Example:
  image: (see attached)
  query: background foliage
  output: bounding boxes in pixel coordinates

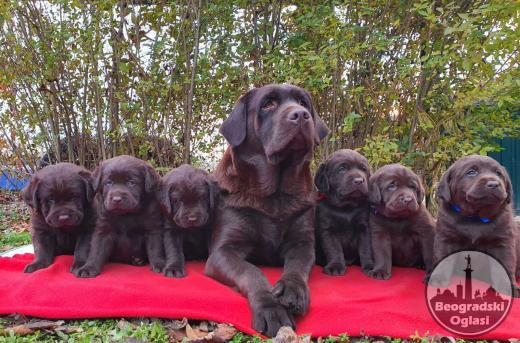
[0,0,519,209]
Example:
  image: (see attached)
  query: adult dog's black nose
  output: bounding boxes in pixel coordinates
[486,180,499,189]
[288,109,310,122]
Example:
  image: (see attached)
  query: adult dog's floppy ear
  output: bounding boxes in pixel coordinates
[436,167,452,203]
[78,170,95,203]
[220,89,255,147]
[304,90,329,143]
[206,179,220,210]
[144,164,161,194]
[23,176,40,212]
[368,175,382,204]
[314,163,329,193]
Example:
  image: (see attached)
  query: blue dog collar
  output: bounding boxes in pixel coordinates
[450,204,491,223]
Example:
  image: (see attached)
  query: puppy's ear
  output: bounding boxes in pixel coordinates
[220,89,254,147]
[23,176,40,212]
[368,176,382,204]
[144,164,161,194]
[157,179,172,216]
[206,179,220,210]
[416,176,426,205]
[436,167,452,203]
[91,164,103,194]
[314,163,329,193]
[501,166,513,204]
[78,170,95,203]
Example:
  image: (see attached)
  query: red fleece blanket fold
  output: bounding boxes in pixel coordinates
[0,254,518,339]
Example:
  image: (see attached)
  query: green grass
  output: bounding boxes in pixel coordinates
[0,231,31,253]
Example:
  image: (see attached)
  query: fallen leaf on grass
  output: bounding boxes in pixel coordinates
[4,320,64,336]
[168,323,237,342]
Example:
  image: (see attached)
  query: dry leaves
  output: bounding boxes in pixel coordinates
[3,319,83,336]
[167,318,237,343]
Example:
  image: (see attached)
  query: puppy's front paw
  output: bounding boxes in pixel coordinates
[252,292,295,338]
[367,269,391,280]
[24,261,51,273]
[164,264,186,278]
[272,274,309,315]
[323,262,346,276]
[70,260,86,274]
[150,260,165,274]
[75,265,101,278]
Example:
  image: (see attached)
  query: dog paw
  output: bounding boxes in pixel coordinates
[272,274,309,315]
[367,269,391,280]
[150,261,165,274]
[74,265,101,278]
[70,260,86,274]
[323,262,346,276]
[23,261,50,273]
[252,292,295,338]
[164,265,186,278]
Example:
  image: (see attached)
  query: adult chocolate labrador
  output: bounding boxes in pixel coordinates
[205,84,329,337]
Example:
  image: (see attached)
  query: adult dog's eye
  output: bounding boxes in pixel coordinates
[409,184,417,190]
[466,169,478,177]
[361,166,368,172]
[127,180,136,187]
[496,170,502,177]
[387,183,397,191]
[262,99,277,110]
[299,98,308,108]
[338,166,347,174]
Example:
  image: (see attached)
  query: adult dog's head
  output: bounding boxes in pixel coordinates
[24,163,94,229]
[92,155,160,214]
[221,84,329,166]
[369,164,425,219]
[315,149,370,207]
[158,164,218,229]
[437,155,512,218]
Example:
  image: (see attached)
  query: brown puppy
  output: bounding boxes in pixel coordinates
[433,155,519,293]
[205,84,329,337]
[74,155,164,278]
[158,164,218,278]
[367,164,435,280]
[315,149,372,275]
[23,163,95,273]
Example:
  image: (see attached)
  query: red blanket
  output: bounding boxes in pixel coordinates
[0,254,518,339]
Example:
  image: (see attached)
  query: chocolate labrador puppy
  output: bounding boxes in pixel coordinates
[158,164,218,278]
[205,84,329,337]
[314,149,373,275]
[367,164,435,280]
[23,163,95,273]
[74,155,164,278]
[433,155,519,293]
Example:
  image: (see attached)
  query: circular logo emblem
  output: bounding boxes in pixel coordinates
[426,250,513,336]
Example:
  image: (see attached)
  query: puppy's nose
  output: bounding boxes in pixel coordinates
[352,177,364,185]
[400,196,413,204]
[187,216,198,223]
[58,214,70,223]
[112,196,122,203]
[486,180,499,189]
[288,109,310,122]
